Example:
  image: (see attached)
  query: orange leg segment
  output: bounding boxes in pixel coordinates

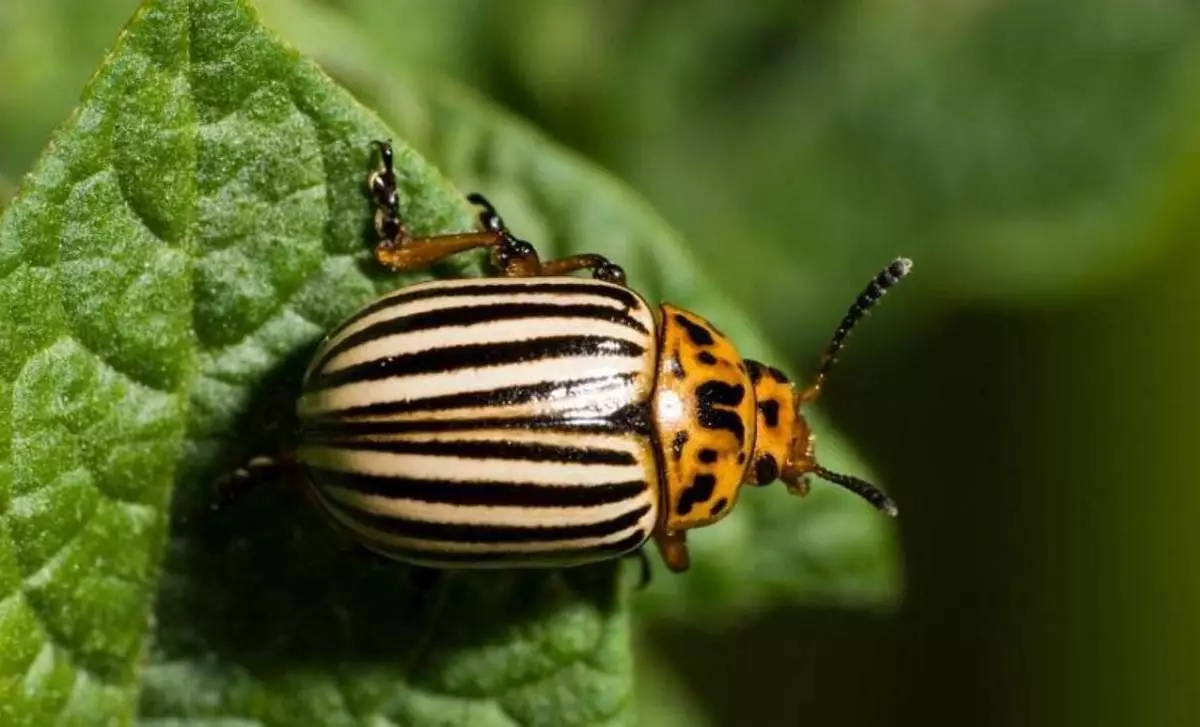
[652,526,691,573]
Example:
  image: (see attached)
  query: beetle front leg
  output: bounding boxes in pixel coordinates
[652,526,691,573]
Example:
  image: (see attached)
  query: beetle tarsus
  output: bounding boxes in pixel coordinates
[594,261,627,286]
[537,253,628,286]
[369,139,407,245]
[213,455,288,512]
[467,193,506,232]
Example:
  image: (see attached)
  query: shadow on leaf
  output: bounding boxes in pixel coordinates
[151,347,627,682]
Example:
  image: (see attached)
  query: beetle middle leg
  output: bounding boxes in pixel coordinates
[212,454,295,512]
[368,141,626,284]
[625,548,653,590]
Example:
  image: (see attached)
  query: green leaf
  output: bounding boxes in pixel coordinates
[0,0,898,724]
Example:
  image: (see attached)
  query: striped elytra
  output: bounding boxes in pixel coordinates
[297,277,662,568]
[289,140,909,573]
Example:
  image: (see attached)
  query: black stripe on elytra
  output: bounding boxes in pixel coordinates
[673,313,715,346]
[328,499,652,543]
[695,380,746,445]
[303,411,642,438]
[307,373,638,420]
[308,467,647,507]
[356,528,647,564]
[331,280,643,336]
[305,437,636,465]
[305,335,644,393]
[677,473,717,515]
[313,302,650,376]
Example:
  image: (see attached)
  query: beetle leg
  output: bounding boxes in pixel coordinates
[538,254,628,286]
[466,192,627,282]
[369,140,508,271]
[652,527,691,573]
[626,548,653,589]
[368,144,543,276]
[212,454,295,512]
[367,139,407,244]
[368,145,624,282]
[374,230,502,271]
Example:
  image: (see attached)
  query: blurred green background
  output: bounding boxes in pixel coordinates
[4,1,1200,724]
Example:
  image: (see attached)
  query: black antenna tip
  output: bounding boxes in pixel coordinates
[887,257,912,279]
[806,257,915,397]
[812,465,898,517]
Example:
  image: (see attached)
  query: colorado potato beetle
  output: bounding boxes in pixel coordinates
[294,141,910,573]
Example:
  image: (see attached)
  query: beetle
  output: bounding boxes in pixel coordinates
[294,140,910,573]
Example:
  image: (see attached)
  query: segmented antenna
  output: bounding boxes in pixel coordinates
[811,465,899,517]
[806,257,912,400]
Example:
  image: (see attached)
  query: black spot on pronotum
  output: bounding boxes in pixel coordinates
[737,452,746,464]
[746,361,765,383]
[766,366,789,383]
[674,313,715,346]
[672,430,689,460]
[754,454,780,485]
[696,380,746,444]
[669,349,685,378]
[758,399,780,428]
[678,474,717,515]
[709,497,729,517]
[697,351,718,365]
[698,448,718,464]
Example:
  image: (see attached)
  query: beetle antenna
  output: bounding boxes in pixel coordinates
[803,257,912,402]
[811,465,899,517]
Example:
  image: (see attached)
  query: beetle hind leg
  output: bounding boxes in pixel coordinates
[367,144,533,275]
[212,454,296,512]
[368,141,626,284]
